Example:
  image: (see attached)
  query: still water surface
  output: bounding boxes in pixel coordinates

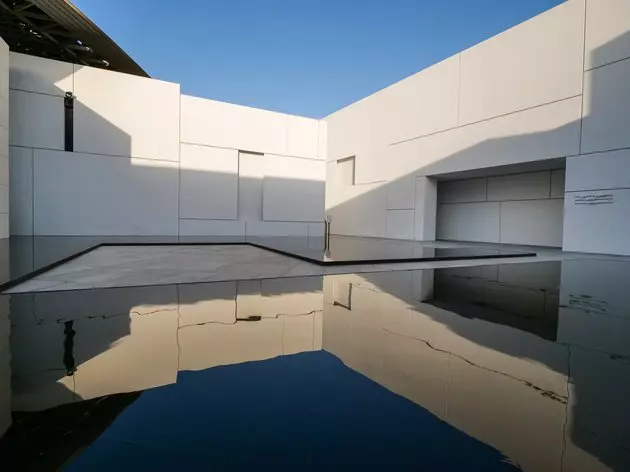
[0,259,628,471]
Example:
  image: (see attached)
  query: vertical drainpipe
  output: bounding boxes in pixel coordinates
[64,91,74,152]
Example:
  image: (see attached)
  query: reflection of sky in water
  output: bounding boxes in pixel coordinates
[67,352,519,471]
[1,258,629,471]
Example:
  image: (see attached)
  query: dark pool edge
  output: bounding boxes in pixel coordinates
[0,241,536,293]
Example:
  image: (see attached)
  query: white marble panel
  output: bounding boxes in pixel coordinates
[437,202,500,242]
[287,115,319,160]
[0,155,7,187]
[179,219,245,236]
[0,38,7,100]
[459,0,584,124]
[550,169,566,198]
[0,124,7,158]
[328,183,387,237]
[414,176,437,240]
[0,184,7,214]
[179,144,238,220]
[584,0,630,69]
[386,174,415,210]
[500,199,564,247]
[354,146,386,185]
[9,52,73,95]
[487,171,551,201]
[33,150,179,235]
[9,90,64,149]
[238,151,263,221]
[439,178,486,203]
[246,221,308,237]
[74,65,180,161]
[324,90,388,163]
[0,213,7,239]
[563,188,630,255]
[307,222,325,238]
[325,161,337,210]
[566,149,630,191]
[386,209,414,240]
[317,120,327,160]
[390,96,582,178]
[582,57,630,154]
[263,154,325,222]
[382,55,460,143]
[0,94,7,131]
[8,151,30,236]
[181,94,287,155]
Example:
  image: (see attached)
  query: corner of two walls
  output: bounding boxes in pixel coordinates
[7,53,326,237]
[324,0,630,255]
[178,95,325,237]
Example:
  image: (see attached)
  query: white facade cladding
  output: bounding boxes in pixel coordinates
[3,0,630,254]
[325,0,630,256]
[8,54,325,237]
[437,170,566,247]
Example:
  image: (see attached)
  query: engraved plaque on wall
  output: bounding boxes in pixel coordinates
[574,193,614,205]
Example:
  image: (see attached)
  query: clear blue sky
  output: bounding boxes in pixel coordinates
[73,0,563,118]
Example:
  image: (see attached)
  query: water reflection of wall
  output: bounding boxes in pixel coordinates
[323,260,630,472]
[557,259,630,472]
[431,262,560,340]
[7,276,323,412]
[5,260,630,470]
[323,271,566,472]
[0,296,10,437]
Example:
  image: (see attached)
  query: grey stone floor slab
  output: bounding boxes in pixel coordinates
[6,242,628,294]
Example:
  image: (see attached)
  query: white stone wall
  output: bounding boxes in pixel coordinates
[9,53,182,236]
[437,170,565,246]
[5,0,630,252]
[325,0,585,241]
[563,0,630,255]
[8,54,325,237]
[10,278,322,409]
[324,263,629,472]
[324,0,630,255]
[179,94,325,237]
